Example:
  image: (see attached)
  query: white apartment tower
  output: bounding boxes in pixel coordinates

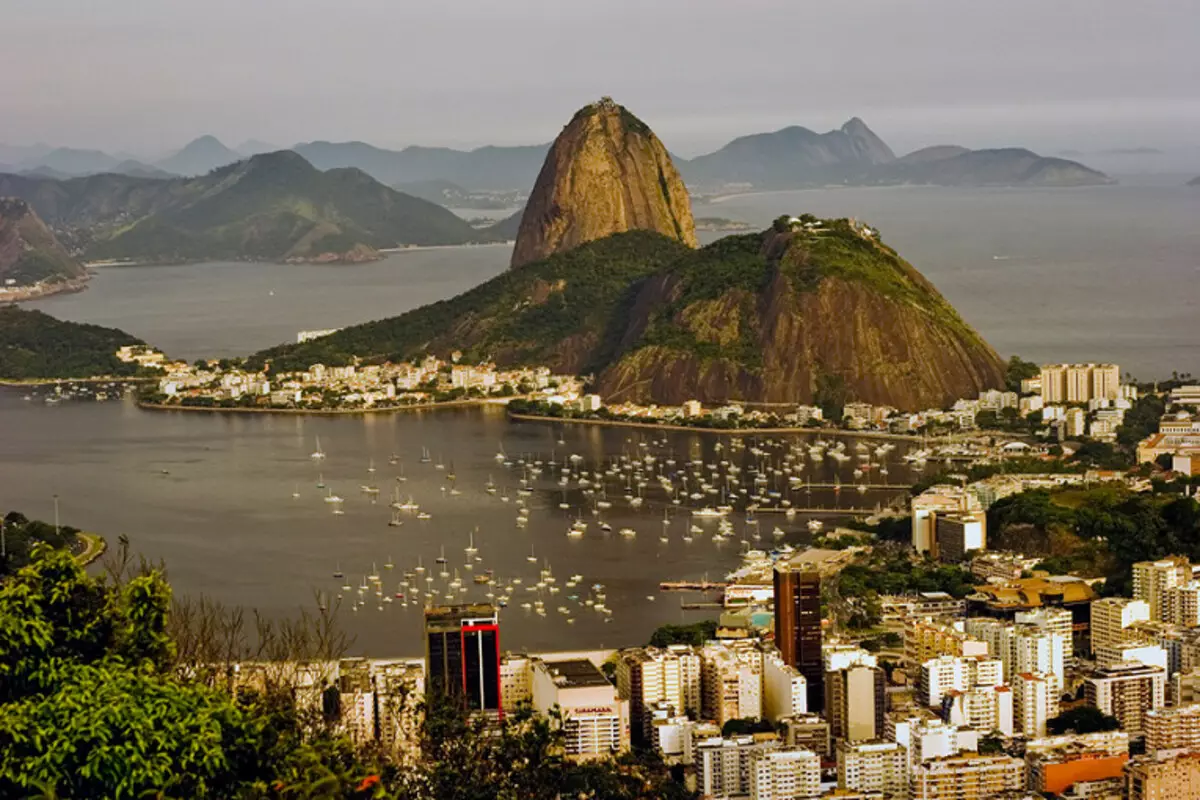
[1133,557,1192,621]
[749,749,821,800]
[1013,672,1059,738]
[837,740,910,800]
[1091,597,1152,653]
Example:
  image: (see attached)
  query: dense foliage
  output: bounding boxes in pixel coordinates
[251,231,692,373]
[0,510,79,576]
[1003,355,1040,393]
[988,485,1200,593]
[1046,706,1120,735]
[829,550,977,629]
[0,546,691,799]
[0,306,149,379]
[648,620,718,648]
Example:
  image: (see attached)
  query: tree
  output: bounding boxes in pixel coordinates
[648,620,717,647]
[1046,706,1120,735]
[1004,355,1039,393]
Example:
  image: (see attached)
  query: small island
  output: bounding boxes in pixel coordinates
[693,216,754,232]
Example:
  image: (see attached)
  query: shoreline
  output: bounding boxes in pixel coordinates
[506,412,924,441]
[2,276,91,304]
[0,376,154,387]
[137,397,509,416]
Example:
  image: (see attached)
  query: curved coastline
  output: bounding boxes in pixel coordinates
[75,532,107,567]
[505,411,925,441]
[137,397,505,416]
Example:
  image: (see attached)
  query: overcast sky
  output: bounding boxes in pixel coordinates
[4,0,1197,158]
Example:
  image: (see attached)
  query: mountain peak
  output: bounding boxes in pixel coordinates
[156,136,241,176]
[510,99,696,268]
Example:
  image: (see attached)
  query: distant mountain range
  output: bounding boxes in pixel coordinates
[0,151,508,263]
[1,119,1113,190]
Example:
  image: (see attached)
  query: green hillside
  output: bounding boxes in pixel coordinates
[0,306,148,379]
[250,230,691,373]
[2,152,497,264]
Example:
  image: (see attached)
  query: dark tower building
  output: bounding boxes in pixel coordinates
[774,565,824,712]
[424,603,502,716]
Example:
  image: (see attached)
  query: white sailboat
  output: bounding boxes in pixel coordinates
[310,436,326,461]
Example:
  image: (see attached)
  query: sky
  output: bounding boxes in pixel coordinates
[3,0,1198,160]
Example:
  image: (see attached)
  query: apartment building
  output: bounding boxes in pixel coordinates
[1083,662,1167,736]
[910,754,1024,800]
[837,740,909,800]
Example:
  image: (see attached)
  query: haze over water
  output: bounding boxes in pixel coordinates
[7,180,1198,655]
[39,180,1200,379]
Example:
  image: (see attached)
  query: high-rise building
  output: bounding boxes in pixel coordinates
[967,576,1096,658]
[424,603,502,715]
[889,718,978,769]
[1016,607,1077,663]
[1144,703,1200,754]
[1013,672,1059,738]
[911,754,1024,800]
[1083,662,1167,736]
[780,713,831,759]
[825,664,886,742]
[942,684,1014,737]
[1025,732,1130,797]
[905,619,989,665]
[697,735,781,799]
[823,644,879,672]
[919,654,1003,708]
[774,566,823,712]
[1164,580,1200,627]
[1133,557,1192,621]
[615,644,702,745]
[530,658,629,760]
[1041,364,1068,404]
[934,511,987,562]
[912,486,982,555]
[1041,363,1120,404]
[836,740,908,799]
[1092,598,1152,653]
[337,657,377,747]
[762,649,808,722]
[749,748,821,800]
[701,642,763,727]
[1125,750,1200,800]
[374,660,426,764]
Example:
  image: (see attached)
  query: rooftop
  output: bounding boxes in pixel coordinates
[538,658,612,689]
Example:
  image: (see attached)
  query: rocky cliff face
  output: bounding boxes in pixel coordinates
[0,197,86,285]
[510,98,696,268]
[594,221,1005,411]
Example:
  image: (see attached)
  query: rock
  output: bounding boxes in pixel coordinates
[510,97,696,268]
[0,197,87,289]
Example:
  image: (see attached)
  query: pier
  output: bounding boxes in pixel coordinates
[660,580,728,592]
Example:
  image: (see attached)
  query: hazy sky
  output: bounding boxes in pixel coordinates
[4,0,1197,158]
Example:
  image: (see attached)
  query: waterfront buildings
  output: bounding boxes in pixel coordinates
[424,603,502,715]
[774,566,823,712]
[531,658,629,760]
[1083,662,1167,736]
[1040,363,1120,404]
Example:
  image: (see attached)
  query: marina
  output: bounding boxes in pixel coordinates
[0,390,928,655]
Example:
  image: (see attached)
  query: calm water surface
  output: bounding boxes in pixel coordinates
[0,392,916,655]
[7,181,1198,653]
